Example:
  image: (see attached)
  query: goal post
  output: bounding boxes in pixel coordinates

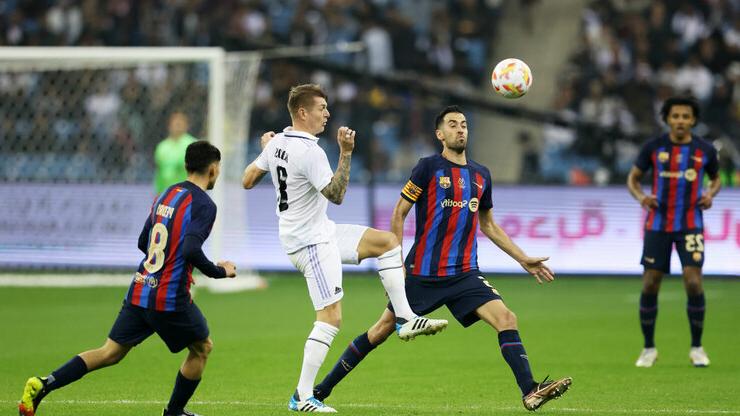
[0,47,257,279]
[0,43,364,284]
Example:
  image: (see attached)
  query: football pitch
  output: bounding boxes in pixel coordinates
[2,274,739,416]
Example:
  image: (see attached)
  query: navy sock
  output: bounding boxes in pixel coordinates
[687,293,705,347]
[314,332,376,400]
[639,293,658,348]
[498,330,535,396]
[166,371,201,413]
[46,355,88,392]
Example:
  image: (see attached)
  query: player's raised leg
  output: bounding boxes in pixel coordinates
[682,266,709,367]
[636,268,663,367]
[314,308,397,401]
[19,338,131,416]
[475,300,571,411]
[355,228,448,340]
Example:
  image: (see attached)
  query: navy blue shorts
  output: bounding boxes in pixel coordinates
[641,230,705,274]
[388,271,503,327]
[108,301,209,353]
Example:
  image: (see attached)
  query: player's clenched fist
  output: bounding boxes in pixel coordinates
[640,194,658,209]
[260,131,276,149]
[337,126,355,154]
[218,261,237,278]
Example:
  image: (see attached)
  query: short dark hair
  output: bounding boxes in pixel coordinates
[435,105,464,129]
[660,96,700,124]
[287,84,328,118]
[185,141,221,174]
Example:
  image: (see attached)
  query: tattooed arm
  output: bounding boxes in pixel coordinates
[321,126,356,205]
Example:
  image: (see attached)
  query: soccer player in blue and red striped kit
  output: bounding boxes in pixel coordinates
[628,96,721,368]
[312,106,572,411]
[18,141,237,416]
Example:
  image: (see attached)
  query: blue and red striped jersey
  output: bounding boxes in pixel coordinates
[634,134,719,232]
[125,181,217,311]
[401,155,493,278]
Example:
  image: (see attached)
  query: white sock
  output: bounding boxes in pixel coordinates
[378,246,415,321]
[296,321,338,400]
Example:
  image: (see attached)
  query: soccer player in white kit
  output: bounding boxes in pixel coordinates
[242,84,448,413]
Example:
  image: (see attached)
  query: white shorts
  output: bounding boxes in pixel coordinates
[288,224,367,310]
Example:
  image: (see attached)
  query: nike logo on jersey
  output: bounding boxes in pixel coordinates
[473,182,483,189]
[335,287,343,294]
[644,257,655,263]
[691,156,703,163]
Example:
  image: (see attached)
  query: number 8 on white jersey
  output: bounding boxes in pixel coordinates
[254,128,335,254]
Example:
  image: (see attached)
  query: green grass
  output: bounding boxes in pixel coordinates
[2,274,739,415]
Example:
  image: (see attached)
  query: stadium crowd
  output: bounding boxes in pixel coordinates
[539,0,739,186]
[0,0,736,185]
[0,0,502,183]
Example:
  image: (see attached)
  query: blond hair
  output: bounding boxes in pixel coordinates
[287,84,328,118]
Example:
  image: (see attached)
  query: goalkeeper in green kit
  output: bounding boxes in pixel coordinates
[155,111,198,194]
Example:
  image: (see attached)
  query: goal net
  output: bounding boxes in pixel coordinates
[0,47,262,285]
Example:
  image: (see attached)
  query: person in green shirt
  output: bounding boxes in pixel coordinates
[154,111,198,194]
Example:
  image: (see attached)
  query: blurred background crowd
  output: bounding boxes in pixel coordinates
[0,0,737,185]
[541,0,739,185]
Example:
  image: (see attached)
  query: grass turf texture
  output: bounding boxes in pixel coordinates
[1,274,739,415]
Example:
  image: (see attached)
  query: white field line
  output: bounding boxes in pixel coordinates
[0,274,267,291]
[2,399,738,414]
[0,274,132,287]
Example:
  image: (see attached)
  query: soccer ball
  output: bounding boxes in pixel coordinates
[491,58,533,98]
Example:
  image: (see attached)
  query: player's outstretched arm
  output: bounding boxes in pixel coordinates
[242,162,268,189]
[391,197,413,247]
[242,131,274,189]
[182,235,235,278]
[627,166,658,209]
[320,126,355,204]
[478,208,554,284]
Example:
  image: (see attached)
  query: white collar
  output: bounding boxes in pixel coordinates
[282,126,319,141]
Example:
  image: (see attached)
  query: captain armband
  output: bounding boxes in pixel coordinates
[401,181,423,202]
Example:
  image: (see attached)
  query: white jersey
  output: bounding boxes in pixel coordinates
[255,128,335,253]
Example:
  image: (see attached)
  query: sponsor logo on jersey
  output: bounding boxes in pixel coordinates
[469,197,479,212]
[439,176,451,189]
[441,198,480,212]
[659,169,699,180]
[441,198,467,208]
[658,152,670,163]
